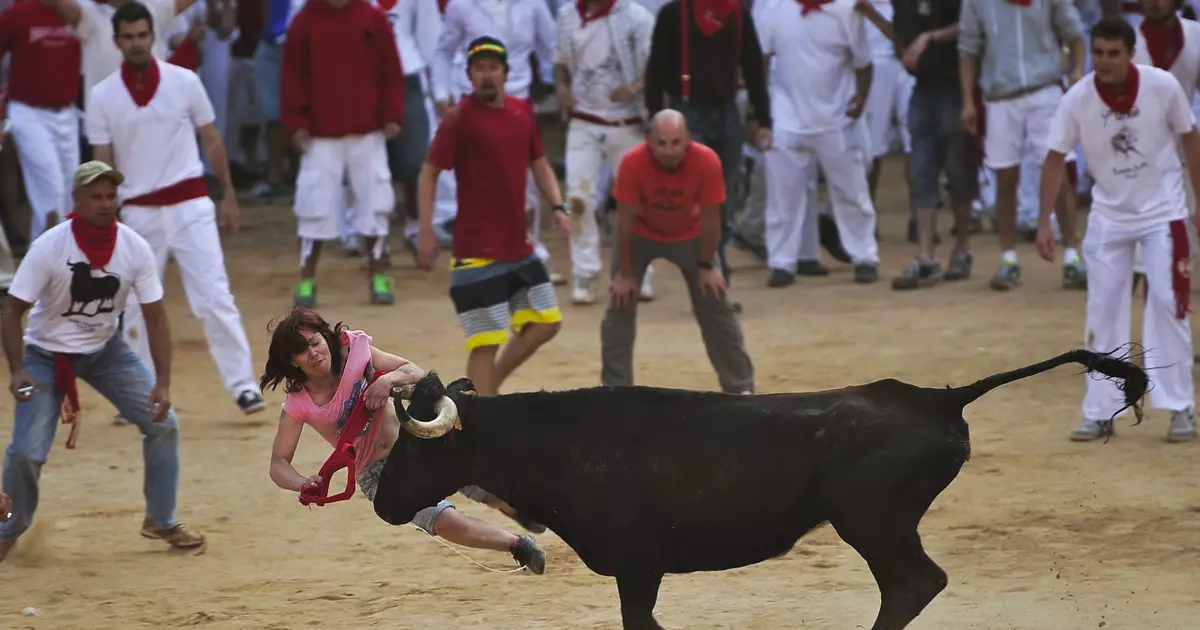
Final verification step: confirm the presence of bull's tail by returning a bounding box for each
[948,348,1148,422]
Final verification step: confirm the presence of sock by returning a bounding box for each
[1063,247,1080,264]
[1002,250,1018,264]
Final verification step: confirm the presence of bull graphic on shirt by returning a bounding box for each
[336,362,377,439]
[1111,126,1141,159]
[62,261,121,317]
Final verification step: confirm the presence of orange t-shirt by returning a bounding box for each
[612,141,726,242]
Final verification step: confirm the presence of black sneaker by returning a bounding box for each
[766,268,795,288]
[510,534,546,574]
[853,263,878,284]
[795,260,829,276]
[238,391,266,415]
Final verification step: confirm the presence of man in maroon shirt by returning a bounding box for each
[0,0,82,241]
[281,0,404,307]
[416,36,571,396]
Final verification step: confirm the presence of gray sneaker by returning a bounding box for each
[891,260,942,290]
[989,261,1022,291]
[1070,418,1114,441]
[1167,408,1197,442]
[944,250,973,281]
[1063,257,1088,290]
[510,534,546,574]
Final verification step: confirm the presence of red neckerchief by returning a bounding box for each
[437,0,448,12]
[1005,0,1032,6]
[69,212,118,269]
[377,0,397,10]
[57,213,119,451]
[1141,17,1184,70]
[690,0,738,35]
[1094,63,1139,115]
[578,0,616,25]
[797,0,833,15]
[121,58,160,107]
[167,37,198,70]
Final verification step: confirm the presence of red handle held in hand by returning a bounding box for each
[299,369,389,507]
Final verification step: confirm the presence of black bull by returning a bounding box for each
[372,349,1147,630]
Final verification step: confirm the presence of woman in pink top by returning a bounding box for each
[261,307,546,573]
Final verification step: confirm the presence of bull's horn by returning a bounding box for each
[398,395,459,439]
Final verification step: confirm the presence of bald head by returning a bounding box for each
[648,109,691,170]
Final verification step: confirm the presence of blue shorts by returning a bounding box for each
[253,40,283,122]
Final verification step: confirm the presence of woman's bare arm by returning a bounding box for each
[269,411,312,492]
[370,346,427,388]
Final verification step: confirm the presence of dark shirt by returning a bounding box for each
[644,0,771,127]
[892,0,961,88]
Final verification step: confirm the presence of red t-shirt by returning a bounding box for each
[0,0,81,109]
[427,94,545,261]
[613,141,726,242]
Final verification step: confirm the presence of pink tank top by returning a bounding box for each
[283,330,384,473]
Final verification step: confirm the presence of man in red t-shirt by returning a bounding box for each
[601,109,754,394]
[0,0,82,240]
[417,36,571,396]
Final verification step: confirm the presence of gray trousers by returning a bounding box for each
[600,236,755,393]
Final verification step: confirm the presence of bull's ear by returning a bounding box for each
[446,378,477,397]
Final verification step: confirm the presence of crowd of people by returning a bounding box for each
[0,0,1197,573]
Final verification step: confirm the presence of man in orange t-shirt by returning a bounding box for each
[600,110,755,394]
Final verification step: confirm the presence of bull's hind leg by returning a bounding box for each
[615,573,665,630]
[828,482,950,630]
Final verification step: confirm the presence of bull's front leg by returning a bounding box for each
[616,573,665,630]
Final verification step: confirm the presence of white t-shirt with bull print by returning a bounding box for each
[9,221,163,355]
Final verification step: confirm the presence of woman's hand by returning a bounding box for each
[298,474,323,494]
[363,376,394,413]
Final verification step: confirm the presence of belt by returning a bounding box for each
[985,81,1060,103]
[569,111,643,127]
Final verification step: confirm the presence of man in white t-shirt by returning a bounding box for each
[42,0,197,113]
[1037,17,1199,443]
[553,0,654,305]
[757,0,880,287]
[86,3,265,416]
[0,161,205,563]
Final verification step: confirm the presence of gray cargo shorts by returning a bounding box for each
[356,459,490,534]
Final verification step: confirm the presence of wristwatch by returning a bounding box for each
[551,203,568,215]
[697,261,714,270]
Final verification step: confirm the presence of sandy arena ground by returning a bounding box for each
[0,158,1198,630]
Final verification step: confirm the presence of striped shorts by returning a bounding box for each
[449,254,563,351]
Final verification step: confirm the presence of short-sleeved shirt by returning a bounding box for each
[1047,65,1194,228]
[9,221,163,355]
[612,141,725,242]
[891,0,961,88]
[85,59,216,202]
[427,94,545,260]
[0,0,81,109]
[756,0,872,135]
[74,0,176,111]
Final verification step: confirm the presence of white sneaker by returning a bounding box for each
[572,275,596,305]
[1168,408,1197,442]
[639,265,656,302]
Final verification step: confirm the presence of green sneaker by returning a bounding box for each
[371,274,395,305]
[294,278,317,307]
[989,260,1021,291]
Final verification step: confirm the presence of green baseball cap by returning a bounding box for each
[72,161,125,191]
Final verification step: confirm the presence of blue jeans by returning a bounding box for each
[0,336,180,541]
[253,40,284,122]
[907,83,978,210]
[676,100,744,283]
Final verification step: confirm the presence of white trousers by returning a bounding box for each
[294,132,393,242]
[864,57,914,159]
[565,119,642,279]
[121,196,259,398]
[764,123,879,269]
[1082,212,1194,420]
[9,101,79,240]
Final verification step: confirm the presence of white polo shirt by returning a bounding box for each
[74,0,176,112]
[85,59,215,202]
[9,221,162,355]
[757,0,872,136]
[1048,65,1196,229]
[373,0,443,77]
[562,15,641,121]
